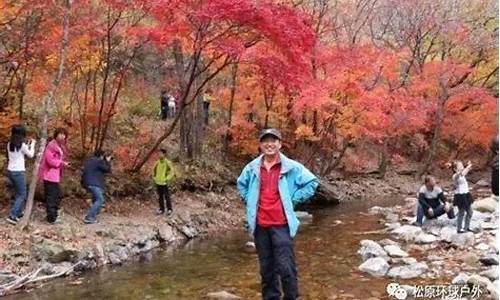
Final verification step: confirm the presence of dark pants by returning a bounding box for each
[254,225,298,300]
[161,106,169,120]
[416,203,455,225]
[492,168,499,196]
[156,184,172,212]
[454,193,473,231]
[44,181,60,223]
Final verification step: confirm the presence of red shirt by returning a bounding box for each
[257,162,287,227]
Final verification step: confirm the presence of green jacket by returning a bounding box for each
[152,158,174,185]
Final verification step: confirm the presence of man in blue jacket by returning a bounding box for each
[81,149,112,224]
[237,128,319,300]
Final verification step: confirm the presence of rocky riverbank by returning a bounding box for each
[0,188,245,296]
[357,183,499,299]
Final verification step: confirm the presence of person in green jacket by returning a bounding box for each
[152,149,175,215]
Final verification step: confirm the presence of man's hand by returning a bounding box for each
[427,208,434,216]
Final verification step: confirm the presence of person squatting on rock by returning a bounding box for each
[81,149,112,224]
[452,160,474,233]
[237,128,319,300]
[491,135,498,197]
[39,128,69,224]
[152,148,175,215]
[413,175,455,227]
[5,124,36,225]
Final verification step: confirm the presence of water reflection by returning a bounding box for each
[8,196,447,300]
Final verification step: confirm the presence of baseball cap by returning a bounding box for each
[259,128,282,141]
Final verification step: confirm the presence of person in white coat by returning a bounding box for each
[5,124,35,225]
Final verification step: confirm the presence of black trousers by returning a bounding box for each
[492,168,499,196]
[44,181,61,223]
[156,184,172,212]
[254,225,298,300]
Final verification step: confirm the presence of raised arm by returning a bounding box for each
[22,141,36,158]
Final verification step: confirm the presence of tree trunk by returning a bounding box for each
[378,141,388,179]
[224,62,238,153]
[18,0,72,229]
[420,82,449,177]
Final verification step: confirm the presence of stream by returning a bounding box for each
[8,196,433,300]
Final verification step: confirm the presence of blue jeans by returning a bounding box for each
[416,203,455,225]
[7,171,27,219]
[254,225,298,300]
[85,185,104,221]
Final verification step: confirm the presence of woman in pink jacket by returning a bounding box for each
[39,128,69,224]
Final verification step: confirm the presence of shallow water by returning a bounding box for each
[9,197,439,300]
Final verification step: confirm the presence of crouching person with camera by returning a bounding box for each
[81,149,112,224]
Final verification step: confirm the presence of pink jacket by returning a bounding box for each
[39,140,65,183]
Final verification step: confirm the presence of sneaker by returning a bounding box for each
[411,221,422,227]
[83,218,96,224]
[166,210,173,216]
[5,216,17,225]
[157,209,165,215]
[457,229,465,234]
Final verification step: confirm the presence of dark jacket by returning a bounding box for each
[491,135,498,170]
[417,185,446,217]
[81,156,111,189]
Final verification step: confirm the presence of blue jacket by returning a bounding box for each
[237,153,319,238]
[81,156,111,189]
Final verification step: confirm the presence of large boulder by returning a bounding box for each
[157,224,179,243]
[414,233,438,244]
[387,262,428,279]
[422,215,456,230]
[358,257,390,277]
[391,225,422,242]
[358,240,388,261]
[472,197,498,213]
[471,210,493,222]
[468,274,499,299]
[480,267,498,281]
[385,223,401,231]
[439,226,457,242]
[383,245,409,258]
[31,239,79,263]
[450,232,475,248]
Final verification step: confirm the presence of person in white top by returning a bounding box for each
[168,94,176,118]
[452,160,473,233]
[5,125,36,225]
